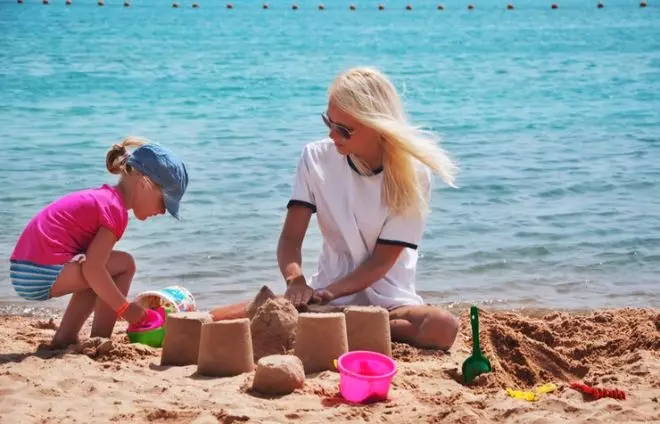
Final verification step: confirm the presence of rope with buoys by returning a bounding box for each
[27,1,653,10]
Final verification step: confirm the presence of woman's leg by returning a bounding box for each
[389,305,459,350]
[49,251,136,346]
[210,301,251,321]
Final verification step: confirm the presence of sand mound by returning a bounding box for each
[68,337,158,362]
[460,308,660,389]
[252,355,305,395]
[250,298,298,361]
[246,285,276,320]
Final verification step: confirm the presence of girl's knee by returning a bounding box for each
[417,310,459,350]
[110,251,136,277]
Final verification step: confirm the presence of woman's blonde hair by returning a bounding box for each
[105,136,148,175]
[328,67,458,216]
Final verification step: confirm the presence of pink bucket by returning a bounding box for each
[337,351,397,404]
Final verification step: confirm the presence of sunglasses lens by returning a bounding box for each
[322,113,352,140]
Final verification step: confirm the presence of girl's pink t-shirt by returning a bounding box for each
[11,185,129,266]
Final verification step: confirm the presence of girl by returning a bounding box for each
[9,137,189,348]
[212,67,459,350]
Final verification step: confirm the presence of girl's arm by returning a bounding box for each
[318,243,405,302]
[277,205,313,307]
[81,227,131,312]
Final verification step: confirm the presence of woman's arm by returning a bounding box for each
[277,205,314,307]
[318,243,405,302]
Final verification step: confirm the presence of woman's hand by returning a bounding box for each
[284,275,315,308]
[313,289,335,305]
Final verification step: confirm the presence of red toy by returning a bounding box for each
[569,382,626,400]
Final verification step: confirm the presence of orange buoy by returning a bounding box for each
[597,1,604,7]
[318,4,325,9]
[405,4,412,9]
[639,0,647,6]
[192,2,199,7]
[378,4,384,10]
[467,4,474,9]
[551,3,558,8]
[507,3,514,9]
[437,4,444,9]
[226,3,233,9]
[292,4,298,9]
[349,4,356,10]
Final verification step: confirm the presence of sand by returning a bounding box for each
[250,298,298,362]
[1,307,659,424]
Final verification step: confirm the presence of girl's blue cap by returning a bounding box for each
[127,144,188,219]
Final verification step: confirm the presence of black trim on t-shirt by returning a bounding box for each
[376,238,418,250]
[347,156,384,176]
[287,200,317,213]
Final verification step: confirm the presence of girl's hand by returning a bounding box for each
[313,289,335,305]
[123,302,147,325]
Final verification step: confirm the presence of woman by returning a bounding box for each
[278,67,459,350]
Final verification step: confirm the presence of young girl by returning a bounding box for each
[9,137,189,348]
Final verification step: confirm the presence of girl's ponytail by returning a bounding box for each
[106,136,147,174]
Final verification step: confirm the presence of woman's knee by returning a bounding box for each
[417,309,459,350]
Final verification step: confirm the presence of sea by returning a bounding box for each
[0,0,658,315]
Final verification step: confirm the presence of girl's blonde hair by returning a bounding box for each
[105,136,148,175]
[329,67,457,216]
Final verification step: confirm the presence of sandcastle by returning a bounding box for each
[344,306,392,356]
[252,355,305,395]
[197,318,254,377]
[160,312,212,366]
[250,298,298,361]
[294,312,348,373]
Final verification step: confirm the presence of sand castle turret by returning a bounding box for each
[197,318,254,377]
[294,312,348,373]
[160,312,212,366]
[344,306,392,356]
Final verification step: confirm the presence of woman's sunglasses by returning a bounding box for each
[322,112,355,140]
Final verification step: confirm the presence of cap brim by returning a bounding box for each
[164,193,181,219]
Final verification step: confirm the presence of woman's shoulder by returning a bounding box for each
[298,138,340,163]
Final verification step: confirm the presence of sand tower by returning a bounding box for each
[294,312,348,373]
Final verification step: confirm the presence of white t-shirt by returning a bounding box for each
[288,139,432,310]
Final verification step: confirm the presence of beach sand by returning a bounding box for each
[1,307,658,424]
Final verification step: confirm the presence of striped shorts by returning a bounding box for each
[9,260,64,301]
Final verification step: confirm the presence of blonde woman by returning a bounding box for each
[280,67,459,350]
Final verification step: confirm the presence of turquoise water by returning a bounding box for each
[1,0,659,312]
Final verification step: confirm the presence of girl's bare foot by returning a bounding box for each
[46,330,80,350]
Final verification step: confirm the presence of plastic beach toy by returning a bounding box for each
[461,305,492,383]
[127,307,166,347]
[569,382,626,400]
[507,383,557,402]
[135,286,196,314]
[336,351,397,404]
